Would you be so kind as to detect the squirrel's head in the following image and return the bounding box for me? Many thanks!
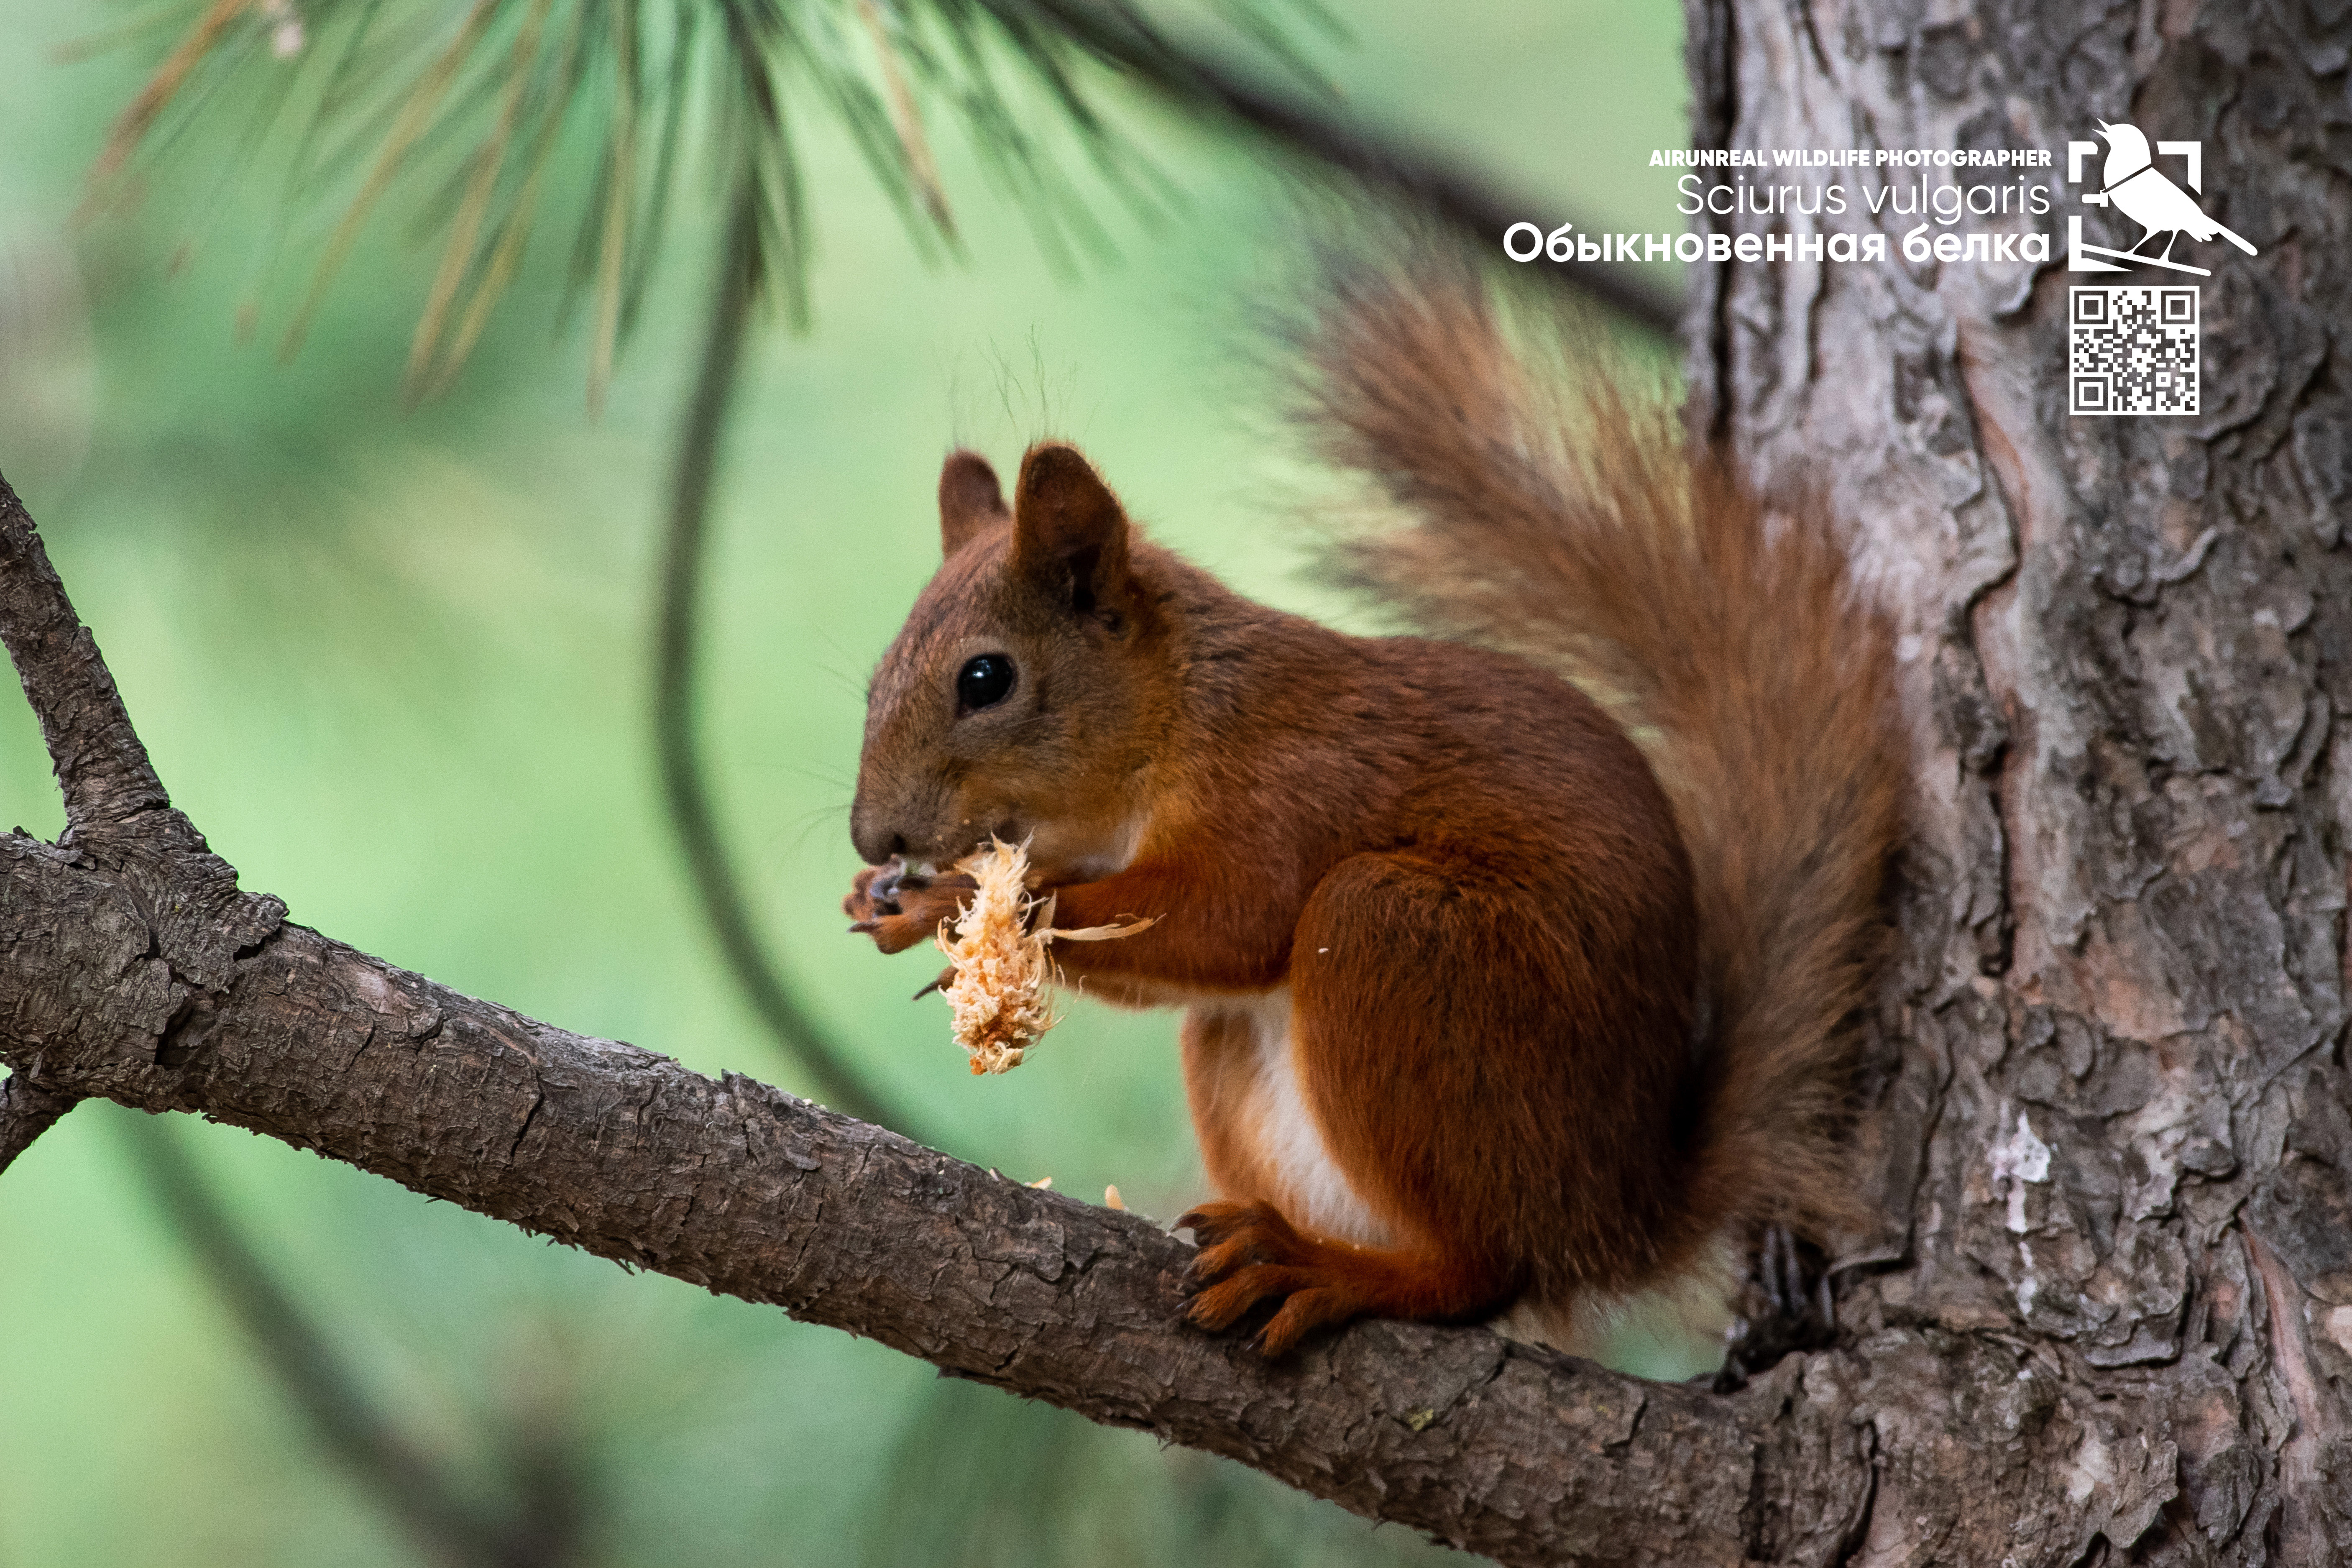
[849,441,1171,883]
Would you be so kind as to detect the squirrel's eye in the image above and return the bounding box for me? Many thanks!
[956,654,1016,711]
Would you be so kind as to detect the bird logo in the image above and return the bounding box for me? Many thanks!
[2067,123,2254,276]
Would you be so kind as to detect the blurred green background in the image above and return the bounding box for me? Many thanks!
[0,3,1687,1563]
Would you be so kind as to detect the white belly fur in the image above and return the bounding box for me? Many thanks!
[1207,990,1735,1378]
[1231,988,1392,1248]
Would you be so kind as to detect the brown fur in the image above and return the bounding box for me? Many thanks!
[844,263,1902,1358]
[1298,259,1905,1247]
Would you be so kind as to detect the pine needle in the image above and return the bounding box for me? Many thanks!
[81,0,1329,397]
[424,5,588,401]
[281,0,501,361]
[83,0,253,219]
[856,0,954,238]
[587,0,639,416]
[405,0,550,400]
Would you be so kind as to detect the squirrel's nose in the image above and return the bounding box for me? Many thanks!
[849,801,909,866]
[852,821,908,867]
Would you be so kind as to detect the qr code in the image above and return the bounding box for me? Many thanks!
[2071,287,2199,416]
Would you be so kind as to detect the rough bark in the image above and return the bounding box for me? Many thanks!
[0,1070,76,1177]
[1684,0,2352,1562]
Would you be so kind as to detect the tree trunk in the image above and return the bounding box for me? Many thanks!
[1683,0,2352,1560]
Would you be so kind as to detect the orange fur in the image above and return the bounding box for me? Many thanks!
[844,258,1902,1356]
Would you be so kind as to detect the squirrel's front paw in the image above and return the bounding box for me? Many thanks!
[845,861,977,955]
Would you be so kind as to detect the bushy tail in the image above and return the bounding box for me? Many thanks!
[1293,255,1903,1241]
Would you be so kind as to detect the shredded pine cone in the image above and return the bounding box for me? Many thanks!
[936,840,1153,1075]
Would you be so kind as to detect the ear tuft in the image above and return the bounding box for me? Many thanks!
[1011,443,1131,616]
[939,450,1008,557]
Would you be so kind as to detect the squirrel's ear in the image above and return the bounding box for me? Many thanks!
[939,450,1009,557]
[1011,442,1133,621]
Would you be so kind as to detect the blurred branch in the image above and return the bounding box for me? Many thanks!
[120,1115,586,1568]
[0,1073,78,1178]
[654,167,911,1134]
[0,475,1861,1568]
[1007,0,1682,335]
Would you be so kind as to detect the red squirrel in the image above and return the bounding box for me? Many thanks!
[842,261,1902,1359]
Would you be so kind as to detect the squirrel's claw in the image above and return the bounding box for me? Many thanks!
[1173,1201,1365,1356]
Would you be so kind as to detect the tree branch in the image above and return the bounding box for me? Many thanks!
[0,475,171,836]
[0,1071,77,1177]
[1010,0,1683,335]
[0,472,1869,1568]
[5,830,1836,1565]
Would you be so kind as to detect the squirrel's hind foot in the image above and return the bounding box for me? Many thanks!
[1177,1199,1507,1358]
